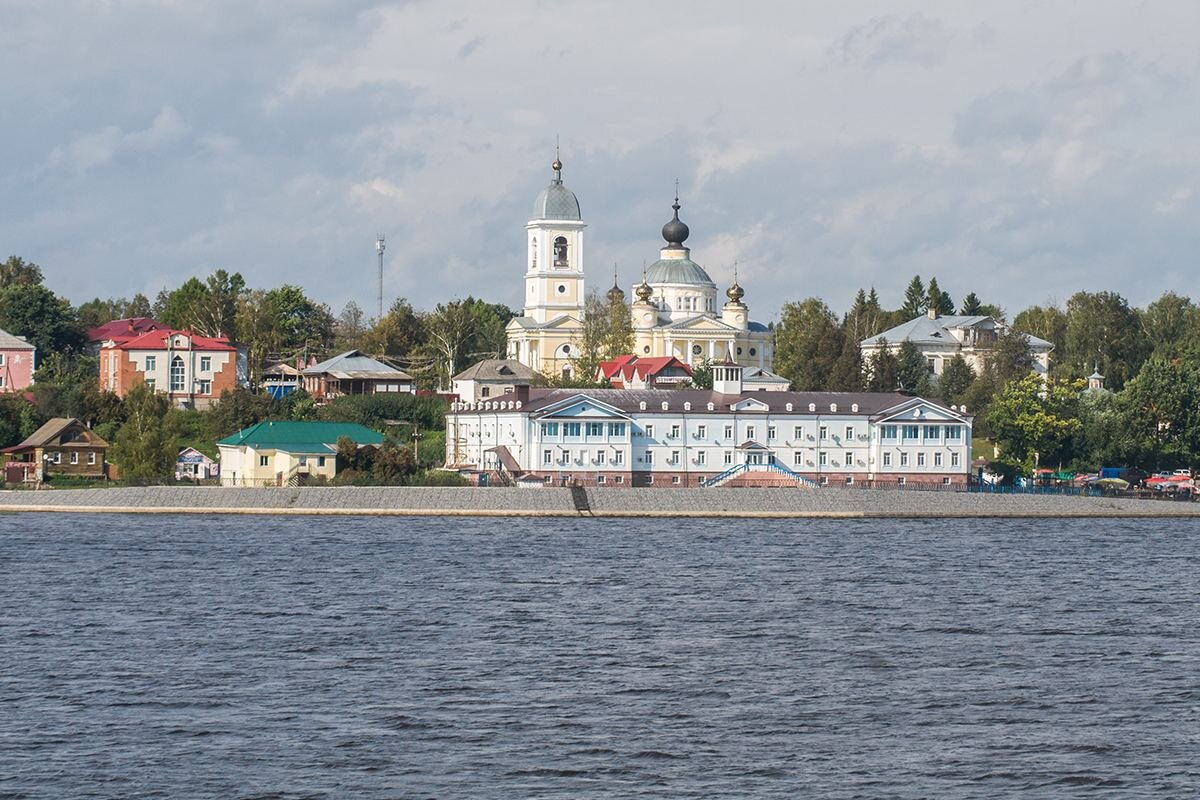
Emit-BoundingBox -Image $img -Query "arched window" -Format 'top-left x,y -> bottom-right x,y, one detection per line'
170,355 -> 186,392
531,237 -> 537,268
553,236 -> 568,267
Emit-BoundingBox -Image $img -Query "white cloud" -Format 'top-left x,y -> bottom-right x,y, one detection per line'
47,105 -> 190,173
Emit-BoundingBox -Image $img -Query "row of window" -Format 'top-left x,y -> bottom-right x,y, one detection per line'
146,355 -> 215,372
544,449 -> 627,466
639,423 -> 863,442
258,455 -> 328,468
143,378 -> 212,395
881,451 -> 960,468
48,451 -> 98,465
535,421 -> 965,444
536,448 -> 960,470
540,422 -> 628,438
880,424 -> 963,443
540,473 -> 953,487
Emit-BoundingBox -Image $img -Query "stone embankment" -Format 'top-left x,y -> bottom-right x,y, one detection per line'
1,486 -> 1198,518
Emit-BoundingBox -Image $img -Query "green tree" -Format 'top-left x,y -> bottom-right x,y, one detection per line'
602,292 -> 633,360
235,289 -> 276,386
0,256 -> 44,288
361,297 -> 425,357
926,277 -> 954,316
985,374 -> 1083,474
156,277 -> 211,331
845,288 -> 888,342
938,354 -> 975,405
125,293 -> 153,318
202,269 -> 246,339
1074,391 -> 1133,470
573,290 -> 611,383
688,358 -> 714,389
1012,304 -> 1067,367
416,297 -> 508,389
1139,291 -> 1197,359
0,284 -> 85,355
895,340 -> 933,396
959,292 -> 984,315
828,333 -> 865,391
1117,355 -> 1200,470
865,342 -> 901,393
111,383 -> 179,481
774,298 -> 842,390
1063,291 -> 1145,389
77,297 -> 127,331
370,440 -> 417,484
899,275 -> 926,318
335,301 -> 369,352
988,328 -> 1035,386
208,387 -> 283,439
264,284 -> 335,354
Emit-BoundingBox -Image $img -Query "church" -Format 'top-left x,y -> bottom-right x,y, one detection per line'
505,157 -> 774,379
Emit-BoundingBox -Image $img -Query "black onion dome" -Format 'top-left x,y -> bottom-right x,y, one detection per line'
607,281 -> 625,303
661,198 -> 690,247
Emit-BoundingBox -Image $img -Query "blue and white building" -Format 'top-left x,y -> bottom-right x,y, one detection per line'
446,362 -> 972,488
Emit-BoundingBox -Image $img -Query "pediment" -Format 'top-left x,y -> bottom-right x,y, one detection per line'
730,397 -> 770,413
665,316 -> 736,332
875,398 -> 967,423
536,395 -> 631,420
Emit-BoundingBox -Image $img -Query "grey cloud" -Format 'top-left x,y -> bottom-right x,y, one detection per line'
46,105 -> 190,173
836,14 -> 951,69
954,89 -> 1048,145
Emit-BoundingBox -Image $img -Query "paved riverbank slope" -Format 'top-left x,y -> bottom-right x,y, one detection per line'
1,486 -> 1198,518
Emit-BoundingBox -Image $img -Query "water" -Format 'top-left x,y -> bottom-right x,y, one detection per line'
1,514 -> 1198,798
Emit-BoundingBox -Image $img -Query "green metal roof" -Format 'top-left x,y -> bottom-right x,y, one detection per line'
217,421 -> 384,452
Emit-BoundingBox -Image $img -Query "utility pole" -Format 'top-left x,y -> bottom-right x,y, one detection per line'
375,234 -> 386,319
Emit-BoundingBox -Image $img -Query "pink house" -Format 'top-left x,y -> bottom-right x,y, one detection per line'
0,328 -> 35,392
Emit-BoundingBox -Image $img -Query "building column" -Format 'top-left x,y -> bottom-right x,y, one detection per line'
686,339 -> 693,363
708,340 -> 715,360
666,338 -> 674,358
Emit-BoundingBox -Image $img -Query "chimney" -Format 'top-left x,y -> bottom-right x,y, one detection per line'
927,307 -> 938,320
515,384 -> 531,403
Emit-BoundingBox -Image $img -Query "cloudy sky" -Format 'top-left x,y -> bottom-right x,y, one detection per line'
3,1 -> 1198,324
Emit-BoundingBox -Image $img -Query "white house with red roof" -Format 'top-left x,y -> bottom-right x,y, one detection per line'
99,329 -> 238,409
597,355 -> 693,389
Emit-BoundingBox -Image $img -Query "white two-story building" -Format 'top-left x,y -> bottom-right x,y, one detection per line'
445,363 -> 972,488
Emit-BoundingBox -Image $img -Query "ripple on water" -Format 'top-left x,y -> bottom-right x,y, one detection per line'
1,513 -> 1198,798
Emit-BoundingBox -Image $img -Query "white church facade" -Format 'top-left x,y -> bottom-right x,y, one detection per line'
506,157 -> 774,379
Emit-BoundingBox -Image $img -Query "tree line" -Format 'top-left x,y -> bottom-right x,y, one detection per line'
6,252 -> 1200,477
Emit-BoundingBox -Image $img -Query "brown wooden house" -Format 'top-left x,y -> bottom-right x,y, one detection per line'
3,418 -> 109,482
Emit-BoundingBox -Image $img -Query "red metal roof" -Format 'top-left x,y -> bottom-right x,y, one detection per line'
598,355 -> 692,387
102,329 -> 236,352
86,317 -> 165,343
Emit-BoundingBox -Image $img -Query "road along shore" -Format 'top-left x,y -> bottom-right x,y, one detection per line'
1,486 -> 1199,518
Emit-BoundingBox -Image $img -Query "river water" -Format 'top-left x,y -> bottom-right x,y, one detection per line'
1,514 -> 1197,798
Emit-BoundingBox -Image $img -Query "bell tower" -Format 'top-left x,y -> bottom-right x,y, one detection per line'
524,155 -> 586,324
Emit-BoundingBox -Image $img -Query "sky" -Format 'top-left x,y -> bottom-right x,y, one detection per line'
2,1 -> 1198,325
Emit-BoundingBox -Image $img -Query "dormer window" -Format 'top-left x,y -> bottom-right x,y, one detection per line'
554,236 -> 568,267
